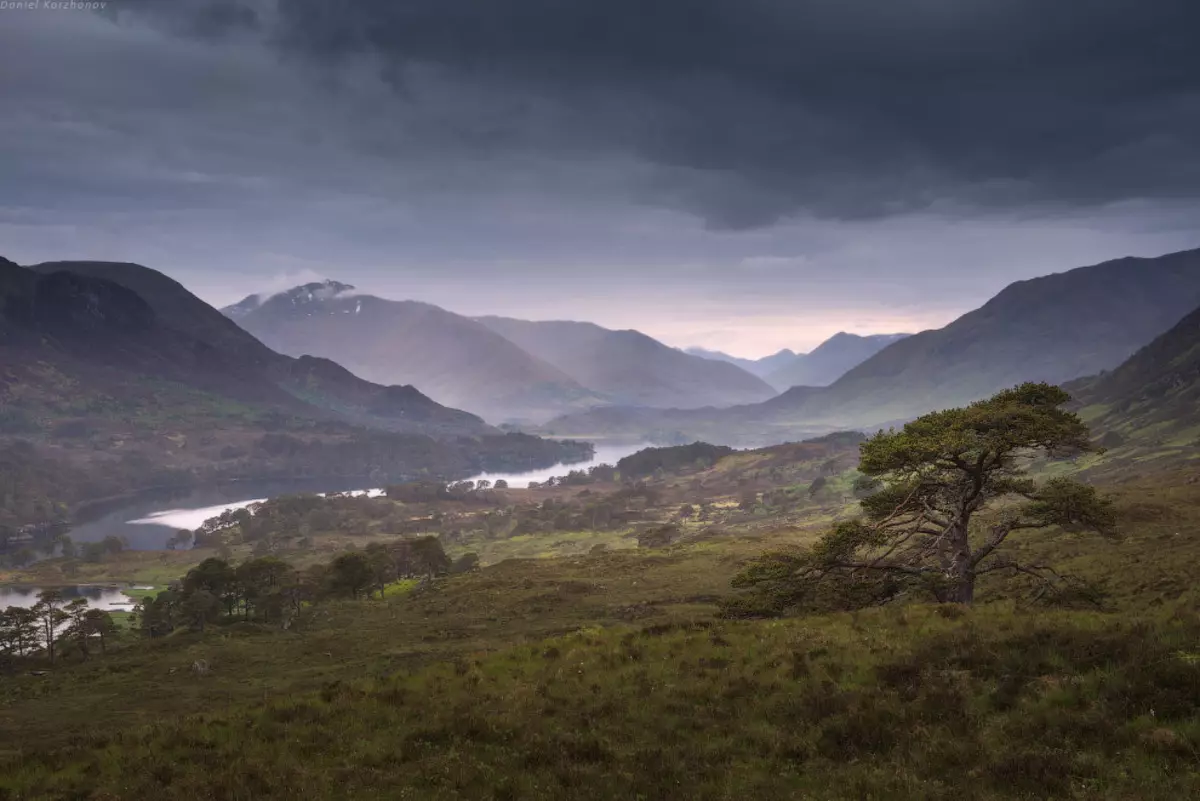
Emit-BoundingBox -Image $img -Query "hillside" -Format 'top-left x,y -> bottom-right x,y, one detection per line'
27,262 -> 492,438
476,317 -> 777,409
227,284 -> 607,424
4,436 -> 1200,799
0,259 -> 587,529
804,248 -> 1200,425
1066,302 -> 1200,476
683,346 -> 797,378
764,332 -> 910,390
546,247 -> 1200,444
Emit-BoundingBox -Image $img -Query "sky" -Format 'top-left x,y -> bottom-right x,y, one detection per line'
2,1 -> 1200,357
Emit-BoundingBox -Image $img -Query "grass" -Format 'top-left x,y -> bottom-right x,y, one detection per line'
5,606 -> 1200,799
3,470 -> 1200,799
459,527 -> 640,564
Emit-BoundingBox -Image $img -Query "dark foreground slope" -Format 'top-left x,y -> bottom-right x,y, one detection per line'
4,468 -> 1200,800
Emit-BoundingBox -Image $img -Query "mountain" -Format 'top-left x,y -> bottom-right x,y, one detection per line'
225,284 -> 606,424
26,263 -> 490,438
476,317 -> 778,409
1069,301 -> 1200,469
764,333 -> 910,390
543,247 -> 1200,445
1,259 -> 591,528
684,347 -> 798,379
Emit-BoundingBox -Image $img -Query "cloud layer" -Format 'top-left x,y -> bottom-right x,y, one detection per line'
2,1 -> 1200,354
114,0 -> 1200,226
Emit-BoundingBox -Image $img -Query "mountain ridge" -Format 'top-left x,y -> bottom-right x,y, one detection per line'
542,246 -> 1200,445
683,347 -> 798,378
763,332 -> 910,390
225,289 -> 605,424
475,316 -> 777,410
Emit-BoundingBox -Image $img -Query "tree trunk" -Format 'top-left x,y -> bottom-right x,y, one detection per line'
949,522 -> 976,604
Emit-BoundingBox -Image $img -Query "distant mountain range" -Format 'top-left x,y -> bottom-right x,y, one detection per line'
544,247 -> 1200,445
20,262 -> 492,439
762,333 -> 910,390
227,285 -> 776,423
224,282 -> 604,424
686,334 -> 909,391
476,317 -> 776,411
0,258 -> 588,527
683,347 -> 798,379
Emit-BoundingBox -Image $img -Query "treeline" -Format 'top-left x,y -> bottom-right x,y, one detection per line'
616,443 -> 735,480
0,426 -> 591,534
1,591 -> 117,670
527,463 -> 618,489
193,481 -> 513,554
135,536 -> 463,636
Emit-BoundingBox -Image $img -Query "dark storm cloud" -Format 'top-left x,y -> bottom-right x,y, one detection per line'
113,0 -> 1200,227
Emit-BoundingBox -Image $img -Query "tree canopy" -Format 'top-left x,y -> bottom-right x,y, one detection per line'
729,383 -> 1115,613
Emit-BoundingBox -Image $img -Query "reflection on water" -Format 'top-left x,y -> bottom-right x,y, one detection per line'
459,441 -> 647,488
65,442 -> 648,552
0,584 -> 140,611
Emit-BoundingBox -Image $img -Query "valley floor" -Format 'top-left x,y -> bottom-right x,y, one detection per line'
2,471 -> 1200,799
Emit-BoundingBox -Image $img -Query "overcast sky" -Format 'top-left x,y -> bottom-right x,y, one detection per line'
3,1 -> 1200,356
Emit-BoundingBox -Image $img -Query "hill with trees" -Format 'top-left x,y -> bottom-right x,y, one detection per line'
4,385 -> 1200,799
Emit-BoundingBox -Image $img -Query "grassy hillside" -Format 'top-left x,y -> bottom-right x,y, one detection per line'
4,411 -> 1200,793
1070,303 -> 1200,473
3,469 -> 1200,799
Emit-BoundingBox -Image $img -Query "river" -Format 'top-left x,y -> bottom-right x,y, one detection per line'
60,441 -> 649,552
0,584 -> 149,612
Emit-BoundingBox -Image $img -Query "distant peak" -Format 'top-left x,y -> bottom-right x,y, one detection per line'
299,279 -> 356,293
282,279 -> 356,300
222,279 -> 359,319
266,279 -> 358,305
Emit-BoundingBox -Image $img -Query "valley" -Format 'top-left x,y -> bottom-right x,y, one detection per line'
4,248 -> 1200,800
7,7 -> 1200,799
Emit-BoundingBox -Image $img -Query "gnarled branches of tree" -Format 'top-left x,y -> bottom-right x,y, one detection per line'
728,383 -> 1115,614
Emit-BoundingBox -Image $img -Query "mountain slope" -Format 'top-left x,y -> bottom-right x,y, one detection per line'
476,317 -> 777,409
28,263 -> 490,437
1071,302 -> 1200,453
764,333 -> 910,390
2,259 -> 590,528
807,248 -> 1200,426
544,247 -> 1200,444
226,284 -> 605,424
684,347 -> 797,379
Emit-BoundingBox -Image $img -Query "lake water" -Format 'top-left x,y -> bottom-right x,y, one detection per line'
60,441 -> 649,552
0,584 -> 146,611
